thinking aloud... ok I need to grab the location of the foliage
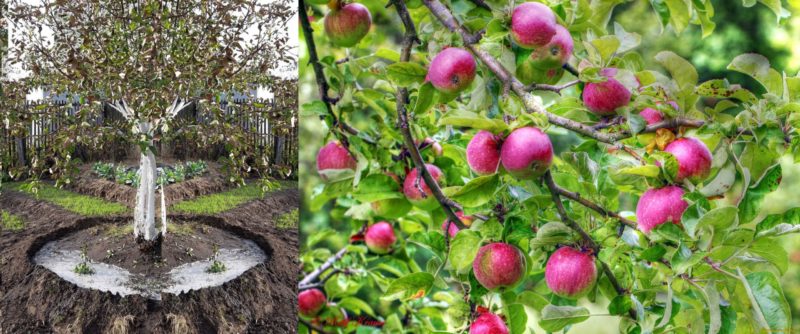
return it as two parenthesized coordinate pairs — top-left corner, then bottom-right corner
(0, 210), (25, 232)
(207, 260), (228, 274)
(4, 182), (129, 216)
(299, 0), (800, 333)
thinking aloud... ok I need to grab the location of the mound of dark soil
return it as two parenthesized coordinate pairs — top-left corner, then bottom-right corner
(0, 188), (300, 333)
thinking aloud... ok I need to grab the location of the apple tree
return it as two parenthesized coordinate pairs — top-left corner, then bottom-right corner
(299, 0), (800, 333)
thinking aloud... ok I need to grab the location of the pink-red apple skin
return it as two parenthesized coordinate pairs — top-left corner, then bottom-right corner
(635, 185), (689, 233)
(467, 131), (502, 175)
(510, 2), (557, 49)
(545, 247), (597, 298)
(500, 127), (553, 179)
(403, 164), (444, 210)
(664, 137), (712, 182)
(440, 211), (475, 238)
(582, 68), (631, 115)
(426, 47), (477, 95)
(473, 242), (526, 290)
(324, 3), (372, 47)
(298, 288), (327, 317)
(469, 312), (510, 334)
(365, 221), (397, 254)
(528, 25), (574, 69)
(640, 101), (679, 125)
(317, 141), (357, 182)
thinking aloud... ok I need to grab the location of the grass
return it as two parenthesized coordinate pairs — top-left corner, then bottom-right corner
(276, 209), (298, 229)
(105, 224), (134, 237)
(1, 210), (25, 232)
(207, 260), (227, 273)
(170, 180), (295, 214)
(167, 222), (195, 236)
(4, 182), (129, 216)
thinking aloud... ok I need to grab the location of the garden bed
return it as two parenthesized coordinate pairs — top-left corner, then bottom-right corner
(0, 187), (300, 333)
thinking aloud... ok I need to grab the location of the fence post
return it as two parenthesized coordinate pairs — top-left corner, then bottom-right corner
(15, 136), (27, 167)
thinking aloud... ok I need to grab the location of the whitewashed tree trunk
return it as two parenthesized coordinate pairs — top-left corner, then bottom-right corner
(133, 121), (158, 241)
(160, 186), (167, 236)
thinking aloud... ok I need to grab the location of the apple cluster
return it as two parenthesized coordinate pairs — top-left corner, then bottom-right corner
(467, 126), (553, 179)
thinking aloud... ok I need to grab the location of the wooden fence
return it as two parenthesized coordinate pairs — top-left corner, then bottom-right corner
(1, 95), (298, 177)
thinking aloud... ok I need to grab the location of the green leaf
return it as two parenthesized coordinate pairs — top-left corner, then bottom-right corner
(655, 51), (698, 89)
(438, 109), (509, 133)
(590, 35), (620, 63)
(449, 230), (482, 274)
(517, 291), (549, 311)
(727, 54), (783, 93)
(386, 62), (427, 86)
(739, 164), (781, 224)
(695, 206), (738, 235)
(608, 295), (633, 315)
(339, 297), (376, 317)
(382, 272), (434, 301)
(618, 165), (661, 177)
(353, 174), (403, 202)
(748, 238), (789, 274)
(504, 304), (528, 334)
(539, 305), (591, 332)
(449, 174), (500, 208)
(737, 270), (792, 332)
(531, 221), (575, 248)
(663, 0), (690, 33)
(413, 82), (436, 114)
(695, 79), (758, 104)
(301, 100), (328, 116)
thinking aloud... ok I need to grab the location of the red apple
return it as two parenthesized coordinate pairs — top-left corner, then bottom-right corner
(545, 246), (597, 298)
(440, 211), (475, 238)
(639, 101), (678, 125)
(516, 62), (564, 86)
(635, 185), (689, 233)
(403, 164), (444, 210)
(511, 2), (558, 49)
(365, 221), (397, 254)
(324, 3), (372, 47)
(467, 131), (502, 175)
(317, 141), (357, 182)
(473, 242), (526, 290)
(426, 47), (477, 95)
(582, 68), (631, 116)
(298, 288), (327, 317)
(418, 137), (443, 157)
(664, 137), (712, 182)
(469, 312), (510, 334)
(500, 127), (553, 179)
(528, 25), (574, 70)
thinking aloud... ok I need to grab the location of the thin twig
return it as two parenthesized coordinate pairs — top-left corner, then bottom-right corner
(528, 79), (580, 93)
(299, 318), (331, 334)
(551, 183), (638, 229)
(390, 0), (466, 230)
(543, 171), (636, 319)
(298, 247), (348, 289)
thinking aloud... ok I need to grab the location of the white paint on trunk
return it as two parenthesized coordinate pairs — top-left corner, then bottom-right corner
(133, 121), (158, 241)
(160, 186), (167, 236)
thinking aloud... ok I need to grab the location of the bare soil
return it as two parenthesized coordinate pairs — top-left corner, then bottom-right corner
(0, 187), (300, 333)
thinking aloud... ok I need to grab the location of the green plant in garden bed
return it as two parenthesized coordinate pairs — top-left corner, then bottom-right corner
(5, 182), (128, 216)
(171, 182), (287, 214)
(1, 210), (25, 232)
(298, 0), (800, 332)
(276, 209), (298, 229)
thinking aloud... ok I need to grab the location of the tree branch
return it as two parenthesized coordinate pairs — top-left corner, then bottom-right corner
(391, 0), (466, 230)
(543, 171), (636, 318)
(299, 318), (331, 334)
(550, 182), (637, 229)
(527, 80), (580, 93)
(299, 0), (365, 141)
(298, 247), (348, 289)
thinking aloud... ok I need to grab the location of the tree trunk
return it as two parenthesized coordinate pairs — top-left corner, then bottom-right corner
(133, 121), (162, 255)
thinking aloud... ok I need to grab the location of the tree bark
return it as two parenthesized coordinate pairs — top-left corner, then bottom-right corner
(133, 121), (161, 254)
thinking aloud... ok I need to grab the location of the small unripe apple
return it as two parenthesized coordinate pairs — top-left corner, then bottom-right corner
(324, 3), (372, 47)
(473, 242), (526, 290)
(544, 246), (597, 298)
(403, 164), (444, 210)
(440, 211), (475, 238)
(467, 131), (502, 175)
(426, 47), (477, 95)
(317, 141), (357, 182)
(639, 101), (679, 125)
(664, 137), (712, 183)
(365, 221), (397, 254)
(500, 127), (553, 179)
(516, 60), (564, 86)
(582, 68), (631, 116)
(298, 288), (327, 317)
(469, 312), (510, 334)
(635, 185), (688, 233)
(528, 25), (574, 70)
(418, 137), (443, 157)
(510, 2), (557, 49)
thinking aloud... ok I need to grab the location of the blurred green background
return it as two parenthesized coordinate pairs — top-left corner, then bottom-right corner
(300, 1), (800, 332)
